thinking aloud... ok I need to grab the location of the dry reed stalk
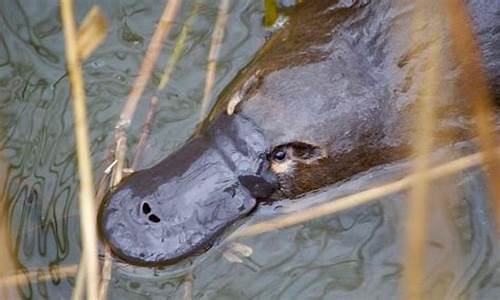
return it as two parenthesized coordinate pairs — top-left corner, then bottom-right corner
(403, 3), (441, 298)
(132, 1), (199, 169)
(95, 152), (115, 204)
(443, 0), (500, 229)
(198, 0), (231, 123)
(158, 1), (200, 92)
(131, 96), (159, 170)
(0, 191), (17, 295)
(182, 271), (194, 300)
(112, 0), (183, 186)
(97, 246), (113, 300)
(60, 1), (101, 299)
(77, 7), (108, 61)
(71, 263), (85, 300)
(0, 265), (78, 287)
(231, 146), (500, 239)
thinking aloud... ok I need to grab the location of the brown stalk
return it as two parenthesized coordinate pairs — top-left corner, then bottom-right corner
(60, 1), (101, 299)
(71, 262), (85, 300)
(182, 271), (194, 300)
(158, 1), (200, 92)
(132, 2), (200, 170)
(0, 265), (78, 287)
(0, 172), (17, 296)
(95, 149), (115, 204)
(443, 0), (500, 229)
(112, 0), (182, 186)
(97, 246), (113, 300)
(77, 7), (108, 61)
(198, 0), (231, 123)
(78, 7), (111, 205)
(231, 146), (500, 239)
(131, 96), (159, 170)
(403, 3), (441, 299)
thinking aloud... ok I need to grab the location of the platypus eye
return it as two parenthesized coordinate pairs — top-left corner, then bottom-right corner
(272, 149), (287, 161)
(270, 142), (325, 163)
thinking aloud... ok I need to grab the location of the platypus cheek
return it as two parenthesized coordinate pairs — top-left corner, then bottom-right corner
(271, 159), (296, 174)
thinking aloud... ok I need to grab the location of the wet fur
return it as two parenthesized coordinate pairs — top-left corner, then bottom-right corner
(211, 0), (498, 199)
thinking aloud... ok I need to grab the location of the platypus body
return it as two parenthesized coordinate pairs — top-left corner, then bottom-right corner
(99, 0), (500, 266)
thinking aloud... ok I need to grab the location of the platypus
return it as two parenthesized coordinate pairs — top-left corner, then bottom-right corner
(98, 0), (500, 266)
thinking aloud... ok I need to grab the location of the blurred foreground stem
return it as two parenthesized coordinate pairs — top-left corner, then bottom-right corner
(60, 0), (100, 299)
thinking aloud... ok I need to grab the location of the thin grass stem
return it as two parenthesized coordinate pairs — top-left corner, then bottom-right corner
(77, 7), (107, 61)
(98, 246), (113, 300)
(403, 2), (441, 298)
(443, 0), (500, 230)
(112, 0), (183, 186)
(198, 0), (231, 123)
(60, 1), (100, 298)
(71, 263), (85, 300)
(0, 265), (78, 287)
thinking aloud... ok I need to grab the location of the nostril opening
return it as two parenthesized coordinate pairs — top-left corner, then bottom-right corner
(142, 202), (151, 214)
(148, 214), (161, 223)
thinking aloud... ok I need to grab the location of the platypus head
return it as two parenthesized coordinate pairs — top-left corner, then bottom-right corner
(99, 1), (392, 266)
(98, 52), (389, 267)
(98, 113), (282, 266)
(98, 58), (386, 266)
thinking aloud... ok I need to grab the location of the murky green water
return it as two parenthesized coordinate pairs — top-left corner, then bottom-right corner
(1, 0), (499, 299)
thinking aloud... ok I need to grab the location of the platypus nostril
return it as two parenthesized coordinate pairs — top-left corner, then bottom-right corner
(142, 202), (151, 214)
(142, 202), (161, 223)
(148, 214), (161, 223)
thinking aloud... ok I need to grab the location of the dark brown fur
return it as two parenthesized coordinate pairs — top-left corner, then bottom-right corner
(210, 0), (498, 199)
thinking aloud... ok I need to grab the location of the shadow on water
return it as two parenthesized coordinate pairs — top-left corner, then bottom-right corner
(0, 0), (499, 299)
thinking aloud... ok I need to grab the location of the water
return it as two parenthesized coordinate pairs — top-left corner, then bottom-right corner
(0, 0), (499, 299)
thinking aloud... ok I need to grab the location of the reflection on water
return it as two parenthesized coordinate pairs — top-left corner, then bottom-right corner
(0, 0), (499, 299)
